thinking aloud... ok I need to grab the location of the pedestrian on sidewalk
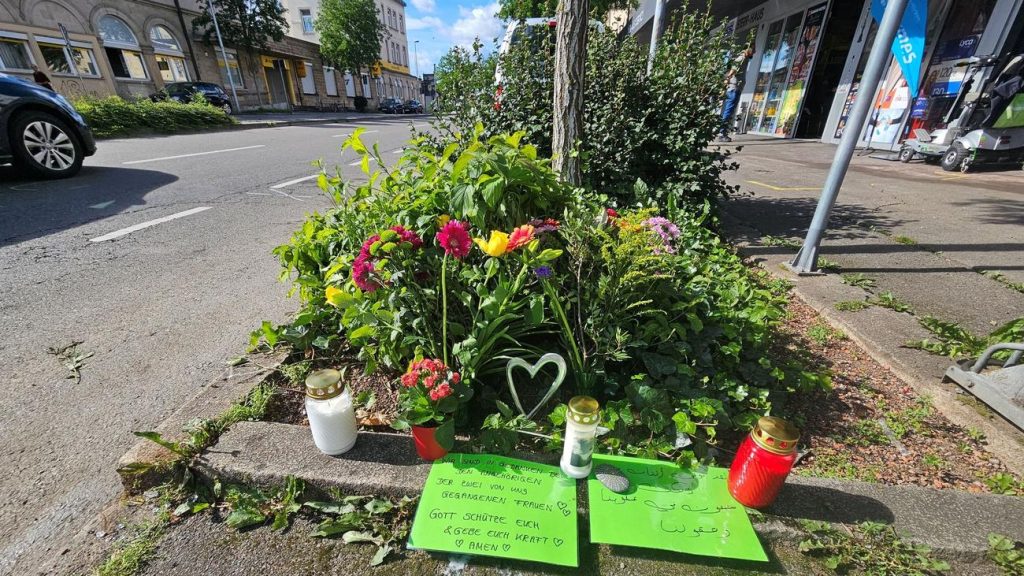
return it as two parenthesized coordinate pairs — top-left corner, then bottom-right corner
(719, 45), (753, 142)
(32, 65), (54, 91)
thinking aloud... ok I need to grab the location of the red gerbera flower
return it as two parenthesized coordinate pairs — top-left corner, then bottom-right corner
(436, 220), (471, 259)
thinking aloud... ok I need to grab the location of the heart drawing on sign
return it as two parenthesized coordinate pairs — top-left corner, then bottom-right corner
(557, 501), (571, 517)
(506, 353), (567, 419)
(554, 538), (564, 547)
(455, 539), (464, 548)
(502, 544), (511, 552)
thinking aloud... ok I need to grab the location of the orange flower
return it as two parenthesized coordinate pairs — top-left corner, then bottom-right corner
(506, 224), (535, 251)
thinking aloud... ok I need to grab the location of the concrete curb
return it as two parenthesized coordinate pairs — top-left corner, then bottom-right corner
(231, 112), (428, 131)
(115, 348), (288, 493)
(197, 421), (1024, 562)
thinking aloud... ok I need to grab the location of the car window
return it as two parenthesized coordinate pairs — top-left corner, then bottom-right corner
(196, 83), (221, 94)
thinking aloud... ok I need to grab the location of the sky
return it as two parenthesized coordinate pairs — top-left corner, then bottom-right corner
(403, 0), (506, 77)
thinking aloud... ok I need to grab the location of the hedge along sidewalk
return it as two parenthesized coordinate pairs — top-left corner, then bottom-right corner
(195, 420), (1024, 561)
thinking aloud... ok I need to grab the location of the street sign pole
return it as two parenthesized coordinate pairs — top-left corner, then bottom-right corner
(646, 0), (664, 75)
(58, 23), (85, 84)
(209, 4), (241, 113)
(790, 0), (910, 274)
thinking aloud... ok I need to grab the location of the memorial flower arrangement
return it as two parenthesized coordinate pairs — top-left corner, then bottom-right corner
(270, 127), (828, 466)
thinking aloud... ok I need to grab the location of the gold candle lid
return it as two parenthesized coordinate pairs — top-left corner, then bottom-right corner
(567, 396), (600, 425)
(751, 416), (799, 455)
(306, 369), (344, 400)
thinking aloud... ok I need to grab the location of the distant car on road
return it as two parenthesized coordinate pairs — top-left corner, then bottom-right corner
(0, 72), (96, 179)
(150, 82), (234, 114)
(403, 99), (424, 114)
(378, 97), (404, 114)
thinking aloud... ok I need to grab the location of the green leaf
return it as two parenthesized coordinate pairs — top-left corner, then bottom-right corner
(304, 501), (357, 515)
(364, 498), (394, 515)
(435, 419), (455, 451)
(370, 543), (392, 566)
(342, 530), (383, 545)
(226, 507), (266, 530)
(132, 431), (186, 456)
(310, 513), (365, 537)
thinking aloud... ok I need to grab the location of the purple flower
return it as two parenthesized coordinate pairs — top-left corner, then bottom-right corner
(533, 266), (553, 279)
(644, 217), (681, 254)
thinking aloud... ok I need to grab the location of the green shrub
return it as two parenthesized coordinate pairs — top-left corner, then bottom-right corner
(73, 95), (235, 138)
(427, 4), (738, 209)
(264, 129), (829, 463)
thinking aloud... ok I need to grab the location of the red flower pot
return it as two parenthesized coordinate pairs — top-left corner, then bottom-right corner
(411, 425), (448, 461)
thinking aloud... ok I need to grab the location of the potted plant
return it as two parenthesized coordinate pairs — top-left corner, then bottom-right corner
(392, 358), (472, 460)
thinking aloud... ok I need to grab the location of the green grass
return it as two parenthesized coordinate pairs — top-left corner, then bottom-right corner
(816, 257), (841, 272)
(893, 235), (917, 246)
(800, 453), (880, 483)
(834, 300), (871, 312)
(92, 522), (163, 576)
(840, 273), (876, 290)
(807, 321), (846, 346)
(982, 271), (1024, 295)
(871, 291), (913, 313)
(983, 472), (1024, 496)
(921, 453), (945, 470)
(761, 235), (801, 250)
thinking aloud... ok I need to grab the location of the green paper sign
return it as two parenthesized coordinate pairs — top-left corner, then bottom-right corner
(408, 453), (578, 567)
(587, 454), (767, 562)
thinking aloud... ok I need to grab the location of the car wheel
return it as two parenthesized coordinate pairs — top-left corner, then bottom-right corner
(221, 102), (233, 115)
(10, 111), (83, 179)
(940, 142), (967, 172)
(898, 146), (914, 163)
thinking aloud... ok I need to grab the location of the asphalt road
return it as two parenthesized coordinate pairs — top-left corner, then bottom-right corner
(0, 116), (425, 575)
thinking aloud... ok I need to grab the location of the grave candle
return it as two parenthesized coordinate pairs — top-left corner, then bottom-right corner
(305, 369), (358, 455)
(728, 416), (799, 508)
(560, 396), (600, 479)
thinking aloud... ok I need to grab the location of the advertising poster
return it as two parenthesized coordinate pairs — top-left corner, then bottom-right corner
(775, 3), (828, 136)
(866, 61), (910, 144)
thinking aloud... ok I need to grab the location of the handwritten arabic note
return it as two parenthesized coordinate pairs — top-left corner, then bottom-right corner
(408, 453), (579, 567)
(587, 454), (767, 562)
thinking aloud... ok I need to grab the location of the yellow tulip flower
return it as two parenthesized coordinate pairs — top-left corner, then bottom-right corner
(473, 230), (510, 257)
(436, 214), (451, 228)
(325, 285), (343, 306)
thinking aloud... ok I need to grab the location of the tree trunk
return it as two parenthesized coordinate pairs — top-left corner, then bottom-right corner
(552, 0), (588, 186)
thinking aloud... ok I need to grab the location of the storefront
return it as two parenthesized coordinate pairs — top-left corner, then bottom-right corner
(731, 0), (870, 139)
(821, 0), (1022, 149)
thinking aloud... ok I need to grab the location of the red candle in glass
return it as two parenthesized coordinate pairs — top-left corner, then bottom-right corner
(728, 416), (800, 509)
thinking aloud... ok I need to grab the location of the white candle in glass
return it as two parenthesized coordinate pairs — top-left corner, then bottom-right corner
(305, 369), (358, 455)
(560, 396), (600, 479)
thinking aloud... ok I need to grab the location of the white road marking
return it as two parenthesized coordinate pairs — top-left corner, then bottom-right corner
(348, 157), (380, 166)
(392, 148), (405, 154)
(122, 145), (265, 165)
(246, 192), (272, 196)
(270, 174), (318, 189)
(271, 188), (304, 202)
(88, 207), (211, 242)
(333, 130), (379, 138)
(89, 200), (115, 209)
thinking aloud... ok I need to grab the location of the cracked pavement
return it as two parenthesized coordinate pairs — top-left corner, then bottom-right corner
(0, 117), (425, 575)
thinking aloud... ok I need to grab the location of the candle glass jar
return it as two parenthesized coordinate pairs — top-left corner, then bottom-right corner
(728, 416), (799, 508)
(560, 396), (600, 479)
(305, 369), (358, 455)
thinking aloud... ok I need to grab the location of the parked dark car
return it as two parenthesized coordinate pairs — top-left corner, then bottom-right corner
(403, 99), (424, 114)
(0, 72), (96, 179)
(150, 82), (233, 114)
(378, 97), (404, 114)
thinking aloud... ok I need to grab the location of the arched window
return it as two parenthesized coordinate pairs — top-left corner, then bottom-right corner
(150, 25), (189, 82)
(149, 25), (181, 53)
(98, 15), (147, 79)
(98, 15), (138, 47)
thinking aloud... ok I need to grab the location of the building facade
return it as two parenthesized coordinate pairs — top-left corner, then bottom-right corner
(278, 0), (421, 105)
(0, 0), (370, 111)
(628, 0), (1024, 149)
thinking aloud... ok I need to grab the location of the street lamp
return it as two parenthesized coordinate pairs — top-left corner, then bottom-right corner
(208, 3), (240, 112)
(414, 40), (420, 79)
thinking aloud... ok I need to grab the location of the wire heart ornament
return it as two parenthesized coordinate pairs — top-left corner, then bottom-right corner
(505, 353), (567, 419)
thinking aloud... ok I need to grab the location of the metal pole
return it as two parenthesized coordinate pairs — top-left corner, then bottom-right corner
(646, 0), (664, 75)
(414, 40), (419, 78)
(790, 0), (910, 274)
(173, 0), (201, 80)
(209, 4), (240, 112)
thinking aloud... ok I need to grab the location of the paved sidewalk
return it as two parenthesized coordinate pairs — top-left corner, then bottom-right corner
(717, 135), (1024, 473)
(232, 111), (426, 128)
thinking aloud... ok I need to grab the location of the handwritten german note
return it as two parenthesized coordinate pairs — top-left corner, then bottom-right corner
(408, 453), (578, 567)
(587, 454), (767, 562)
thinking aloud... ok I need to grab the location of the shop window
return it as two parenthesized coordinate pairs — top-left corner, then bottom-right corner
(399, 15), (404, 33)
(98, 15), (147, 79)
(39, 43), (99, 76)
(301, 60), (316, 94)
(344, 71), (356, 97)
(300, 9), (314, 34)
(0, 37), (33, 71)
(217, 51), (244, 89)
(324, 67), (338, 96)
(156, 55), (189, 82)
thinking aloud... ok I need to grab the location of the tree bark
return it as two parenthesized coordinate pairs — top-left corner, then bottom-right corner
(552, 0), (588, 186)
